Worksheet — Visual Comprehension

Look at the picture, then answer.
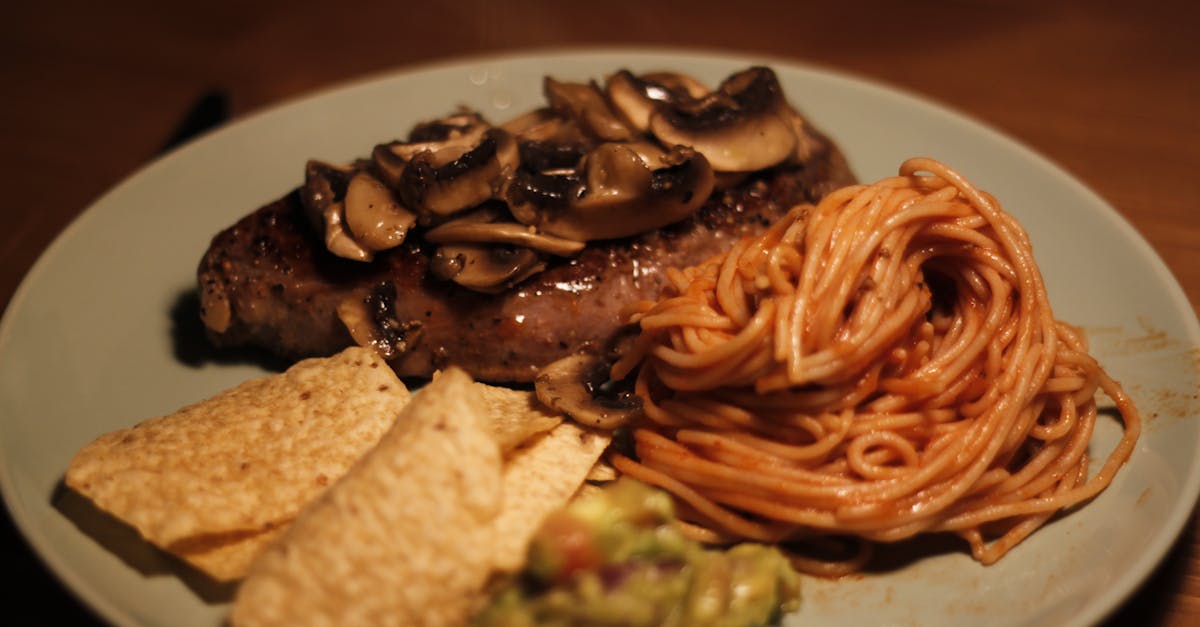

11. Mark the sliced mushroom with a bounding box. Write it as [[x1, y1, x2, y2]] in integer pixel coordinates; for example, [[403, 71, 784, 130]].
[[502, 140, 589, 226], [605, 70, 709, 133], [516, 139, 589, 175], [296, 66, 816, 289], [342, 172, 417, 252], [398, 127, 520, 222], [424, 207, 585, 257], [648, 66, 798, 172], [640, 72, 710, 99], [370, 143, 409, 189], [336, 283, 422, 360], [501, 107, 592, 146], [504, 175, 580, 227], [322, 203, 373, 262], [395, 112, 490, 160], [429, 244, 545, 293], [535, 353, 641, 429], [300, 160, 378, 261], [370, 112, 491, 190], [300, 160, 354, 228], [620, 139, 674, 169], [506, 143, 715, 242], [544, 77, 634, 142], [781, 108, 817, 163]]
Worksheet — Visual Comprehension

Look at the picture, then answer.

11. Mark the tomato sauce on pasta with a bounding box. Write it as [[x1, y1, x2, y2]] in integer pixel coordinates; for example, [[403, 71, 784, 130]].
[[608, 158, 1141, 575]]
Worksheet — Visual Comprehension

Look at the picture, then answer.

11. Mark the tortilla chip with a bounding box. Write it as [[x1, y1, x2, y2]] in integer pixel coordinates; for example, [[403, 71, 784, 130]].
[[585, 457, 618, 483], [230, 367, 503, 627], [571, 482, 606, 501], [170, 525, 286, 582], [65, 347, 410, 571], [490, 423, 612, 572], [177, 381, 560, 581], [471, 382, 563, 453]]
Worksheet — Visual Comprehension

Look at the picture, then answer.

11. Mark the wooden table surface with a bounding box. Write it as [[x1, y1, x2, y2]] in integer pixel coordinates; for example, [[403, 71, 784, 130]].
[[3, 1, 1198, 624]]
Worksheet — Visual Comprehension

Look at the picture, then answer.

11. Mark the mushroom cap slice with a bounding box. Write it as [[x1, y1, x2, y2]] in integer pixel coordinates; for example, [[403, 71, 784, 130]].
[[605, 70, 709, 133], [343, 172, 417, 252], [522, 143, 716, 242], [622, 140, 673, 169], [424, 217, 585, 257], [371, 143, 409, 189], [639, 72, 710, 99], [501, 108, 592, 146], [397, 112, 490, 160], [371, 112, 490, 188], [535, 353, 641, 429], [544, 77, 634, 142], [648, 66, 798, 172], [335, 283, 423, 360], [302, 161, 391, 261], [321, 203, 373, 262], [399, 128, 520, 221], [430, 244, 546, 294], [652, 112, 794, 172], [300, 160, 353, 228]]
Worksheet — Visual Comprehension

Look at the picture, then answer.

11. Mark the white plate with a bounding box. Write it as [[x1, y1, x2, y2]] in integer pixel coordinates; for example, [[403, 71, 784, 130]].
[[2, 48, 1198, 627]]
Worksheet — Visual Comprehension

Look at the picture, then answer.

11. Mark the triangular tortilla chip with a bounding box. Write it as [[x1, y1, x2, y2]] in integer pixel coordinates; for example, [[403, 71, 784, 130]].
[[231, 367, 503, 627], [169, 525, 287, 582], [65, 347, 410, 579], [489, 422, 612, 572], [471, 381, 563, 453]]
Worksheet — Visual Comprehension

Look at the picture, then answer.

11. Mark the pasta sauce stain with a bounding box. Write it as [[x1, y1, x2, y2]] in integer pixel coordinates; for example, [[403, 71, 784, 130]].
[[1083, 319, 1185, 357], [1082, 320, 1200, 430]]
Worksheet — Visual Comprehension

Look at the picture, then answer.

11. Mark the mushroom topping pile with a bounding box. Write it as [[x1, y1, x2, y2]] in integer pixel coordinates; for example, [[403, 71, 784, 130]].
[[299, 66, 815, 293]]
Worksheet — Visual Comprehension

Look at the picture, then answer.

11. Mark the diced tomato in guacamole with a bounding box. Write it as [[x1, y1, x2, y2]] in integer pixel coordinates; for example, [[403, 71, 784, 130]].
[[474, 478, 800, 627]]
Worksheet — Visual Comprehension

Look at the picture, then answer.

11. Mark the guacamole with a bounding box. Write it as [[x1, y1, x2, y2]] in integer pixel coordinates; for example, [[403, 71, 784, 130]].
[[474, 478, 800, 627]]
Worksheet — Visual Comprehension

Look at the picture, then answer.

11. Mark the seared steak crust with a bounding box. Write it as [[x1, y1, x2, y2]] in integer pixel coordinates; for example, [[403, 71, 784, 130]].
[[198, 139, 854, 382]]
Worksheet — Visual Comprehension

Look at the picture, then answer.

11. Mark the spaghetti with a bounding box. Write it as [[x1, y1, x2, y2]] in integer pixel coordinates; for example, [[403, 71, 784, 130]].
[[608, 158, 1140, 575]]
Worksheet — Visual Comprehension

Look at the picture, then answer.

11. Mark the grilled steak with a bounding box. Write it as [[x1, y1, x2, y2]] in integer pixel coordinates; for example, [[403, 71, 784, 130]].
[[198, 151, 853, 382], [196, 67, 856, 382]]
